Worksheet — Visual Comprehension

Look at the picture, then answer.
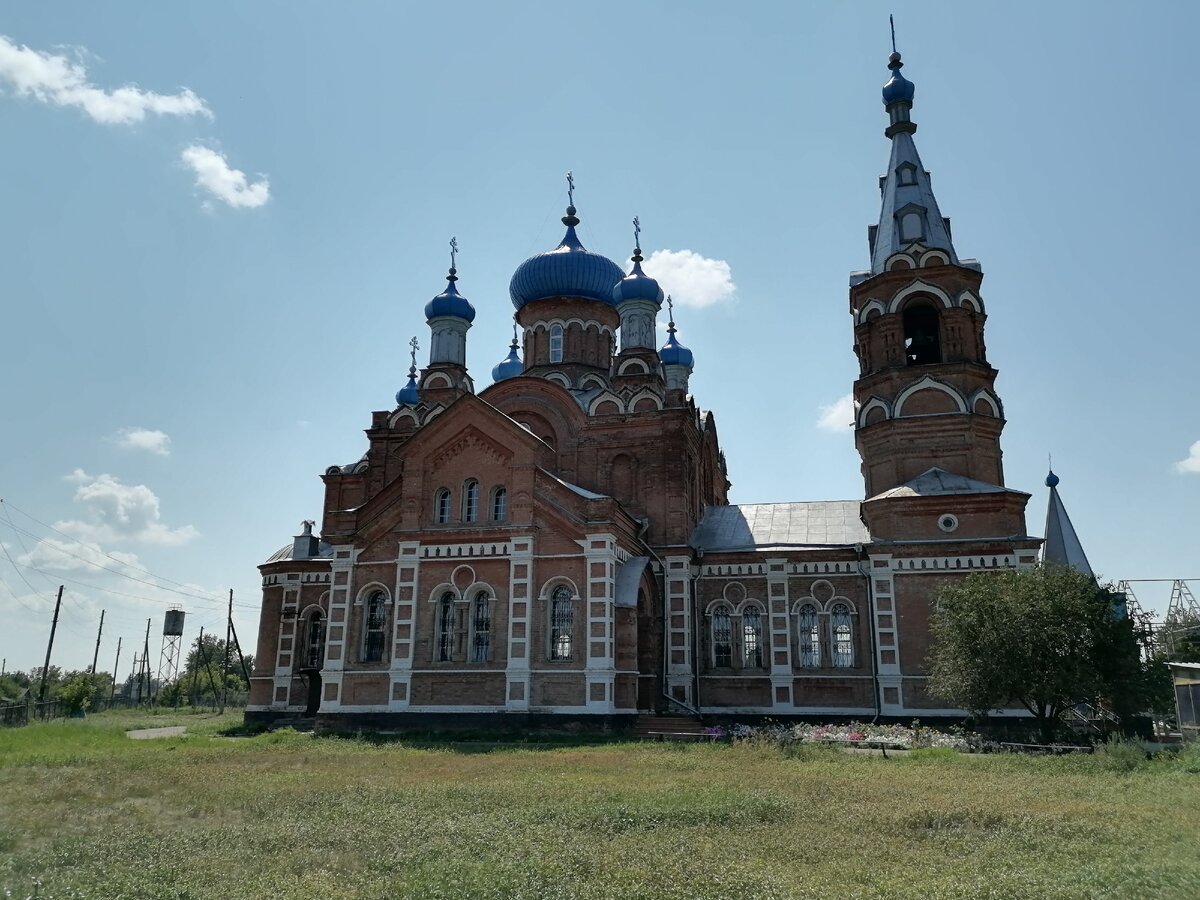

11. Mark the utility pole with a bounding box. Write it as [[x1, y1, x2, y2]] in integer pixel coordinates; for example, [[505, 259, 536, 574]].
[[229, 620, 252, 685], [197, 627, 221, 708], [90, 609, 105, 675], [109, 637, 122, 704], [38, 585, 65, 707], [141, 618, 151, 705], [222, 589, 233, 713]]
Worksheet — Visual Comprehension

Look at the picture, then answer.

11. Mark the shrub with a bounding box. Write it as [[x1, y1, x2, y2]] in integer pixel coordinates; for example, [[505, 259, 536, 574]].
[[57, 673, 96, 714], [1093, 736, 1149, 774]]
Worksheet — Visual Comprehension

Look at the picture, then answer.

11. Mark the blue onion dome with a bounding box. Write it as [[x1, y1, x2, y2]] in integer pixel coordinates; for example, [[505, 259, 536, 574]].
[[424, 268, 476, 322], [612, 247, 665, 306], [659, 324, 694, 368], [491, 333, 523, 382], [882, 52, 915, 105], [1045, 470, 1060, 488], [509, 206, 626, 310], [395, 371, 420, 406]]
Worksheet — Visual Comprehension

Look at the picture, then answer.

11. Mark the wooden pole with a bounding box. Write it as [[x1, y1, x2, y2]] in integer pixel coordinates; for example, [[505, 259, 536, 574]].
[[222, 589, 233, 713], [141, 618, 151, 705], [90, 609, 105, 675], [109, 637, 122, 704], [196, 627, 221, 709], [38, 585, 64, 707]]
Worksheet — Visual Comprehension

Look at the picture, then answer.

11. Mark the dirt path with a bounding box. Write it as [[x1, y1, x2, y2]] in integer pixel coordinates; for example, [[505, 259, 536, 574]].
[[125, 725, 187, 740]]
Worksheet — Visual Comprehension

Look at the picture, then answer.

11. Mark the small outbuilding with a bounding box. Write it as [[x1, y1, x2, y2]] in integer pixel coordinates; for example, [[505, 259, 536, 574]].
[[1168, 662, 1200, 742]]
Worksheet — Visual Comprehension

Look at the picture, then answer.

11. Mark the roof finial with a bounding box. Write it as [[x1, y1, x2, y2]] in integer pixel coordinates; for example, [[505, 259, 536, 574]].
[[449, 236, 458, 277], [408, 335, 419, 375], [633, 215, 641, 253], [890, 13, 897, 55], [666, 293, 676, 332], [566, 170, 575, 208], [561, 171, 580, 227], [511, 321, 519, 349]]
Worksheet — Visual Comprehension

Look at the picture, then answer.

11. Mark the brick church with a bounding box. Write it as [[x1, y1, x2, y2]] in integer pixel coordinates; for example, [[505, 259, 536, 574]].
[[247, 49, 1043, 729]]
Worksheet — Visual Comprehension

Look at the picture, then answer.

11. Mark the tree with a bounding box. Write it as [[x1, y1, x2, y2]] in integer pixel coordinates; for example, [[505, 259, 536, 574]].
[[928, 565, 1143, 741], [57, 672, 96, 714]]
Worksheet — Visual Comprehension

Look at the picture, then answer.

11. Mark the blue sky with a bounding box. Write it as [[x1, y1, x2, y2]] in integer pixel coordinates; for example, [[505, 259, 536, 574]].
[[1, 2, 1197, 674]]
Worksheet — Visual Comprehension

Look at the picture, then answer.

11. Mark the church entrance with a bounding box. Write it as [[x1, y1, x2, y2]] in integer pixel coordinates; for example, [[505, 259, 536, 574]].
[[636, 588, 663, 711], [301, 668, 322, 716]]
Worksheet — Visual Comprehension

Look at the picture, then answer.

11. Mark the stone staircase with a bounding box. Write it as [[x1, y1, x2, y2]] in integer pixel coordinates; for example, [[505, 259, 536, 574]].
[[632, 713, 710, 742]]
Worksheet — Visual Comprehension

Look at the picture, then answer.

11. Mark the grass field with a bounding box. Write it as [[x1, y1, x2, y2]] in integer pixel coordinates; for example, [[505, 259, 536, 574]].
[[2, 712, 1198, 899]]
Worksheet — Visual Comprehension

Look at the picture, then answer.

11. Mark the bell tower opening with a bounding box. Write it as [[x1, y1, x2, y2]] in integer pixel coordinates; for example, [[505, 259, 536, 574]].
[[903, 301, 941, 365]]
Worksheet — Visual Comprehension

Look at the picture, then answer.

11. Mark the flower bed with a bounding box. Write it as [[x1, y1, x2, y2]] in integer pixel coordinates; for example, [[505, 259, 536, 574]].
[[723, 720, 983, 752]]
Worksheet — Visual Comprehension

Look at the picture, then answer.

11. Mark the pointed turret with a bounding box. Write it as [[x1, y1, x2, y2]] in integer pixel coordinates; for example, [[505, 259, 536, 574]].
[[1042, 470, 1094, 577], [420, 237, 475, 396], [869, 52, 959, 274]]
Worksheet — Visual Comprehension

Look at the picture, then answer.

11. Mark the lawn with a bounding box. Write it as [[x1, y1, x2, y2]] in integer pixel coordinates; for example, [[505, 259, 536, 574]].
[[1, 712, 1198, 899]]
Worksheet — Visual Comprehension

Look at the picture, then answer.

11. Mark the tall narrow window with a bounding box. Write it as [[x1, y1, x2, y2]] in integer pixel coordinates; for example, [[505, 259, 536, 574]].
[[900, 210, 924, 242], [491, 486, 507, 522], [903, 302, 941, 365], [797, 604, 820, 668], [437, 593, 456, 662], [471, 592, 491, 663], [434, 488, 451, 524], [463, 480, 479, 522], [549, 324, 564, 363], [831, 603, 855, 668], [712, 604, 732, 668], [550, 586, 573, 660], [305, 610, 325, 669], [742, 606, 763, 668], [363, 591, 386, 663]]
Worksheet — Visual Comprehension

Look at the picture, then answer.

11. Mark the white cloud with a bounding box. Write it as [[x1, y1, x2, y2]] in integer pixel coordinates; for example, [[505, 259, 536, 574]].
[[113, 426, 171, 456], [181, 144, 270, 209], [18, 536, 143, 577], [817, 393, 856, 432], [0, 34, 210, 125], [1175, 440, 1200, 474], [642, 249, 736, 308], [58, 469, 198, 546]]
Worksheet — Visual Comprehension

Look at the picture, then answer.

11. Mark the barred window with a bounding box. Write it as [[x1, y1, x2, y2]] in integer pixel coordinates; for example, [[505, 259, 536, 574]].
[[831, 603, 855, 668], [491, 486, 507, 522], [550, 586, 573, 660], [305, 610, 325, 669], [742, 606, 763, 668], [434, 488, 451, 524], [436, 593, 457, 662], [712, 604, 732, 668], [471, 592, 491, 663], [797, 604, 820, 668], [363, 591, 387, 663], [463, 480, 480, 522], [549, 324, 564, 364]]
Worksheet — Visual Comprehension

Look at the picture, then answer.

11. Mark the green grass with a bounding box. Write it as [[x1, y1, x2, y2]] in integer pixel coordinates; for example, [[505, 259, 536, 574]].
[[1, 714, 1198, 899]]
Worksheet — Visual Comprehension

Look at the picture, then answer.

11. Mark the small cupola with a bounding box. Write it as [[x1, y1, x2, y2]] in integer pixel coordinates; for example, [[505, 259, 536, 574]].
[[491, 326, 524, 382], [396, 335, 421, 406]]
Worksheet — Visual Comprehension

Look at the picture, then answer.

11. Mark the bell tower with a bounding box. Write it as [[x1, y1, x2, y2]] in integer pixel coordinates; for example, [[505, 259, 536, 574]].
[[851, 47, 1030, 540]]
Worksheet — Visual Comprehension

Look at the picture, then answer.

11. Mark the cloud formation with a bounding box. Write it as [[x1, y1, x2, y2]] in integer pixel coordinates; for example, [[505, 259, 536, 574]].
[[643, 249, 736, 308], [1175, 440, 1200, 474], [0, 34, 210, 125], [817, 394, 855, 432], [181, 144, 270, 209], [58, 469, 198, 546], [113, 427, 171, 456]]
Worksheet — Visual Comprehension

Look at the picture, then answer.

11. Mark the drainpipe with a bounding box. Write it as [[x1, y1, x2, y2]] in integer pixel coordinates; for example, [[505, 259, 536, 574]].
[[856, 543, 883, 723]]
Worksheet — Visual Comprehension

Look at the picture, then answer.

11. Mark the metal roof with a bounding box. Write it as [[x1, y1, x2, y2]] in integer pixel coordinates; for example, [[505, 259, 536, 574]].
[[868, 467, 1018, 500], [1042, 473, 1094, 577], [690, 501, 870, 551]]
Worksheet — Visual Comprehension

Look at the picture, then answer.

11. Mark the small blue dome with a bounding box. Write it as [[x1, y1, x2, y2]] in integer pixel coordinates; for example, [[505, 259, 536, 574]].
[[510, 208, 625, 310], [395, 373, 420, 406], [424, 273, 476, 323], [491, 340, 523, 382], [659, 329, 694, 368], [612, 253, 665, 306], [882, 54, 915, 106], [1045, 470, 1060, 488]]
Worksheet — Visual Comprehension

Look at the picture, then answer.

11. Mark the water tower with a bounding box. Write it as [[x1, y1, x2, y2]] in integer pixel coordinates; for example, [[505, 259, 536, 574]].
[[157, 607, 186, 688]]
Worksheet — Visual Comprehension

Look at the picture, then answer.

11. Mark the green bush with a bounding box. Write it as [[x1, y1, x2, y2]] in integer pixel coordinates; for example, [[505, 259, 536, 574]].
[[56, 673, 96, 714], [1093, 735, 1149, 774]]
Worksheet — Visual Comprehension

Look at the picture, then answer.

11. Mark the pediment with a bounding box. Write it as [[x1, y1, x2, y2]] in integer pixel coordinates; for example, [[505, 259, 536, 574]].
[[429, 424, 515, 470]]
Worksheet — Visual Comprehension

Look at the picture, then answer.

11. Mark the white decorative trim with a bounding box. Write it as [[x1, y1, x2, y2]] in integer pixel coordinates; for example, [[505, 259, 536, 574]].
[[580, 374, 607, 390], [936, 513, 960, 534], [894, 375, 968, 416], [856, 298, 887, 324], [544, 372, 571, 388], [888, 279, 953, 313], [617, 357, 650, 375], [857, 396, 891, 427], [529, 317, 616, 338], [919, 249, 949, 267], [423, 372, 453, 389], [389, 409, 420, 428], [626, 388, 663, 412], [956, 289, 984, 313], [587, 391, 625, 416], [967, 387, 1002, 418]]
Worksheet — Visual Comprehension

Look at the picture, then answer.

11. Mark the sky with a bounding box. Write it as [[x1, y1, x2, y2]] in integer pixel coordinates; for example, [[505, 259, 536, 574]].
[[1, 1, 1197, 675]]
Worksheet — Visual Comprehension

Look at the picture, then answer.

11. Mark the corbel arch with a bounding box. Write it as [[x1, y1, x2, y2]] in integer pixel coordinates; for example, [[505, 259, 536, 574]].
[[588, 391, 625, 416], [423, 372, 453, 389], [888, 280, 953, 314], [956, 290, 984, 313], [627, 388, 663, 412], [857, 396, 891, 427], [617, 357, 651, 376], [894, 375, 968, 416], [919, 249, 950, 267], [968, 387, 1003, 418], [389, 409, 421, 428], [856, 298, 887, 324]]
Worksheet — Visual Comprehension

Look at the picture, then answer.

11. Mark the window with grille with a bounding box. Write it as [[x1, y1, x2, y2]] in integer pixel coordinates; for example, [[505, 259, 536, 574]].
[[550, 586, 573, 660], [472, 593, 491, 663], [434, 488, 451, 524], [712, 604, 732, 668], [363, 591, 386, 663], [549, 324, 564, 363], [463, 480, 479, 522], [742, 606, 763, 668], [305, 611, 325, 669], [797, 604, 821, 668], [831, 603, 855, 668], [491, 486, 507, 522], [437, 593, 456, 662]]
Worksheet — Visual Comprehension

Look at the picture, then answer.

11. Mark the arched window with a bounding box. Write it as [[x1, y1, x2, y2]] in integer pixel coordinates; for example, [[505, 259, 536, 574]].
[[434, 488, 451, 524], [900, 211, 924, 242], [436, 593, 456, 662], [797, 604, 820, 668], [903, 302, 942, 365], [550, 586, 573, 660], [491, 486, 507, 522], [742, 606, 763, 668], [471, 591, 492, 663], [304, 610, 325, 669], [363, 591, 387, 663], [463, 480, 480, 522], [549, 324, 564, 364], [711, 604, 732, 668], [831, 603, 855, 668]]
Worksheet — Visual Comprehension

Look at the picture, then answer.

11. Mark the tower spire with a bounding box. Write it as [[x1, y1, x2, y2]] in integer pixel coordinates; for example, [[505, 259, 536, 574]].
[[1042, 468, 1095, 577]]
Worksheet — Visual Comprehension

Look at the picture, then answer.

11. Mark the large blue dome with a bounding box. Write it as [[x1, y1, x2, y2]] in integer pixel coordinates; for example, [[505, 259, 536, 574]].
[[424, 273, 476, 322], [882, 54, 915, 105], [509, 208, 625, 310], [612, 253, 665, 306]]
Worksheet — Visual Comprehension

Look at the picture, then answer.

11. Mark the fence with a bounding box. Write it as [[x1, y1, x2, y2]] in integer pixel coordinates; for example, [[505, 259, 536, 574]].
[[0, 692, 248, 727]]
